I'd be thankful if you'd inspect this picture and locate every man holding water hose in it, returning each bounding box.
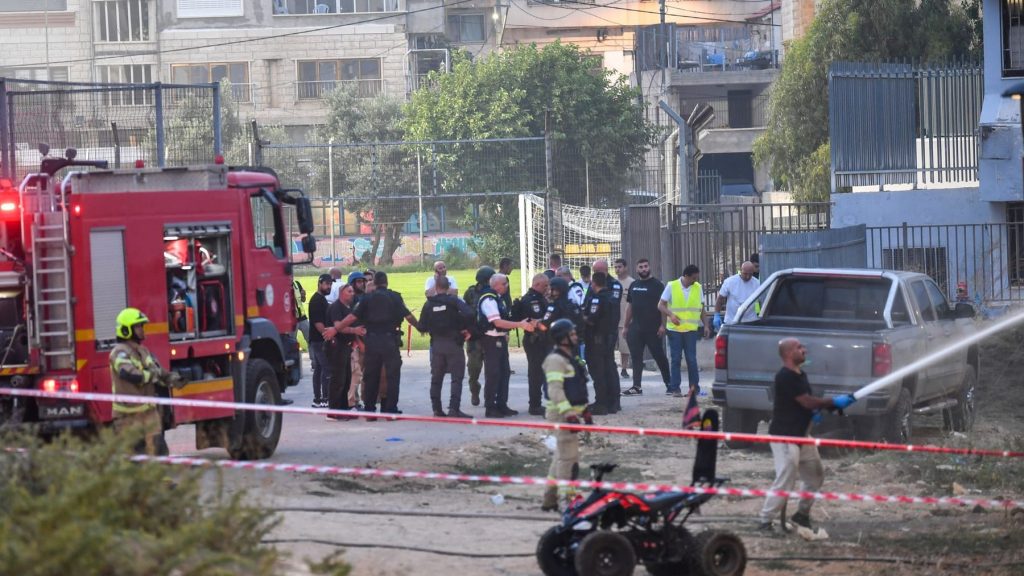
[758,337,856,532]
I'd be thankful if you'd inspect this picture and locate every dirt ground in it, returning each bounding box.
[198,333,1024,575]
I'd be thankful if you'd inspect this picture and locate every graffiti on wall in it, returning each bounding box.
[292,233,477,267]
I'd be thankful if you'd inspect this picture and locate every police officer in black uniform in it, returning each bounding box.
[463,266,494,406]
[419,276,473,418]
[337,271,420,416]
[541,277,582,330]
[591,259,623,413]
[513,273,551,416]
[582,272,616,415]
[477,273,535,418]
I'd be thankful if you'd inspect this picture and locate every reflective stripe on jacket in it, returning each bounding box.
[109,341,162,414]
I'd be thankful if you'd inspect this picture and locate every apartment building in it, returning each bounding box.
[0,0,503,138]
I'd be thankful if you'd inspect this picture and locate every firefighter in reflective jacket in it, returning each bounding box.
[541,318,592,512]
[109,307,183,455]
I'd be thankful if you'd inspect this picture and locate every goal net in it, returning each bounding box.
[518,193,622,295]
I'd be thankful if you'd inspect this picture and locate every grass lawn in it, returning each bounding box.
[296,269,523,350]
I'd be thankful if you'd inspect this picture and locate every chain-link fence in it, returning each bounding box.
[1,79,221,180]
[257,136,548,268]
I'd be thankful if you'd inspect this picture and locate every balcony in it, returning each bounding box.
[273,0,401,14]
[295,79,384,99]
[635,23,779,75]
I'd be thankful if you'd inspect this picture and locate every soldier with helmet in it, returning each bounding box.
[462,265,495,406]
[109,307,184,455]
[541,318,592,512]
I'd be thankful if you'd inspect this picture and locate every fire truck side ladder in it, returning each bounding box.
[30,197,75,372]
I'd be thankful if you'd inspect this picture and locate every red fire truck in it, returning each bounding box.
[0,148,315,460]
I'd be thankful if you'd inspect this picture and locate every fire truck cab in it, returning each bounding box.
[0,149,315,460]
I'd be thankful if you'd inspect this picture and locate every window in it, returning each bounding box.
[170,62,251,102]
[97,64,153,105]
[296,59,382,99]
[0,66,69,83]
[94,0,151,42]
[447,13,486,43]
[273,0,399,14]
[924,280,952,320]
[881,247,948,295]
[0,0,68,11]
[177,0,242,18]
[1004,0,1024,76]
[764,277,892,322]
[910,281,936,322]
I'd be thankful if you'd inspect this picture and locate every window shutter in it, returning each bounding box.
[177,0,243,18]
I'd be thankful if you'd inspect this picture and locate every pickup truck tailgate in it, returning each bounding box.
[720,325,877,407]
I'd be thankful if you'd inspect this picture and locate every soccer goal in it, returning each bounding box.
[518,193,622,294]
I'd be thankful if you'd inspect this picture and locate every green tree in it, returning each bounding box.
[315,86,416,266]
[752,0,981,202]
[405,42,657,262]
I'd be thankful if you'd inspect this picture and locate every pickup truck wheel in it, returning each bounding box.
[943,367,976,433]
[227,358,283,460]
[881,388,913,444]
[722,408,759,449]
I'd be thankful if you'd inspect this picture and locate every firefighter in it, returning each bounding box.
[109,307,183,455]
[513,273,551,416]
[419,275,474,418]
[541,318,591,512]
[462,266,495,406]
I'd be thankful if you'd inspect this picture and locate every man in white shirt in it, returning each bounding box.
[425,260,459,297]
[715,261,760,327]
[613,258,634,378]
[325,267,344,304]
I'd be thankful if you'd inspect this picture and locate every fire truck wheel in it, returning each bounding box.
[229,358,282,460]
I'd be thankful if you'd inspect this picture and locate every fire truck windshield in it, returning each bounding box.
[250,189,287,259]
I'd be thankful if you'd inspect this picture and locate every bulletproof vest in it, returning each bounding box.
[476,289,509,334]
[364,289,401,333]
[555,348,589,406]
[425,294,462,338]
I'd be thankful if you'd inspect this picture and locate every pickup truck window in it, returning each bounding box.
[911,281,937,321]
[891,287,911,325]
[765,277,892,322]
[923,280,952,319]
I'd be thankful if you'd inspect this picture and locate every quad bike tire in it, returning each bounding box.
[536,526,579,576]
[574,531,637,576]
[691,530,746,576]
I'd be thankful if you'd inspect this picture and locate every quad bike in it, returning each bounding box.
[536,409,747,576]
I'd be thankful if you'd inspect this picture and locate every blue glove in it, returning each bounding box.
[832,394,856,410]
[713,313,723,331]
[811,411,823,425]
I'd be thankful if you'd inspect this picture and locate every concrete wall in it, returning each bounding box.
[832,187,1001,227]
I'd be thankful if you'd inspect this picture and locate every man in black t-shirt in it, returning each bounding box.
[620,259,671,396]
[308,274,336,408]
[758,338,856,532]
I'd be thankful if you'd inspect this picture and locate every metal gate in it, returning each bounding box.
[760,225,867,279]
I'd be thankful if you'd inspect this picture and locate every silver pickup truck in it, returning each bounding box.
[712,268,978,446]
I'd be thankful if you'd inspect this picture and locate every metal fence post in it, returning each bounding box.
[544,110,554,256]
[212,82,222,157]
[250,120,263,166]
[154,82,165,167]
[328,138,336,264]
[111,122,121,169]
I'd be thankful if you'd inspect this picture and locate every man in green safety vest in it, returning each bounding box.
[657,265,711,397]
[109,307,183,455]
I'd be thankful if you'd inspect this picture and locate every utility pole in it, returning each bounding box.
[659,0,667,90]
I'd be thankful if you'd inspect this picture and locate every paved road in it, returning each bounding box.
[166,340,718,466]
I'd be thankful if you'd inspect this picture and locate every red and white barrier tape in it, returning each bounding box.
[131,453,1024,510]
[3,386,1022,459]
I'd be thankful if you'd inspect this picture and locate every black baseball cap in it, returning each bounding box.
[318,273,333,284]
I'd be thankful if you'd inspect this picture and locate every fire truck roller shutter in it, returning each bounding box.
[89,229,128,345]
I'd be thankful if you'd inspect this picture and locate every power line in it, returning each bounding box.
[554,0,780,27]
